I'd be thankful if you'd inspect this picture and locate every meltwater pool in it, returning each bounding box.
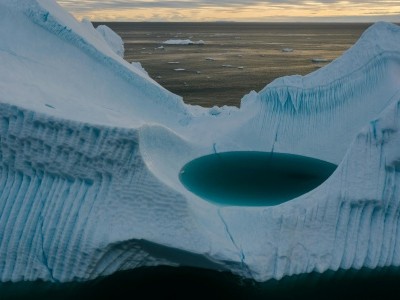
[179,151,337,206]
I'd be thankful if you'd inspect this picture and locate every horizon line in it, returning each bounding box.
[90,20,397,24]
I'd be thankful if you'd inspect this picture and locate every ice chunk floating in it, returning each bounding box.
[163,39,205,45]
[1,0,400,284]
[179,152,337,206]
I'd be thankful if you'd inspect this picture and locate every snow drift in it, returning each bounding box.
[1,0,400,283]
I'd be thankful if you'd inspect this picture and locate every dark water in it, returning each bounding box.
[2,266,400,299]
[95,22,372,107]
[179,151,337,206]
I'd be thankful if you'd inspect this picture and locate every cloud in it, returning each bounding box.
[57,0,400,21]
[57,0,399,10]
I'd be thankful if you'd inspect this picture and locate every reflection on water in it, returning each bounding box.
[96,22,370,107]
[179,151,337,206]
[1,266,400,299]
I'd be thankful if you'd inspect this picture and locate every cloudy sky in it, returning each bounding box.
[57,0,400,22]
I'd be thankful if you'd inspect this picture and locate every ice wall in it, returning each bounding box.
[219,22,400,164]
[0,103,231,282]
[1,0,400,283]
[216,99,400,280]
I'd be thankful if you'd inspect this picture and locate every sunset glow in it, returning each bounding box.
[57,0,400,22]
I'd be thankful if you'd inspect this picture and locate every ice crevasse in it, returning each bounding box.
[1,0,400,283]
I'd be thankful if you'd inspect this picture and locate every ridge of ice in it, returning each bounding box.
[79,18,124,59]
[2,0,188,122]
[130,61,150,77]
[95,24,125,58]
[1,0,400,283]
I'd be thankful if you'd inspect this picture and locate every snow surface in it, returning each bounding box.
[1,0,400,283]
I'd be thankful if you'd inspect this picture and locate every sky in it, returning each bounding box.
[57,0,400,22]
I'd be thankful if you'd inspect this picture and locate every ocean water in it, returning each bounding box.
[97,22,371,107]
[179,151,337,206]
[2,23,398,299]
[2,266,400,299]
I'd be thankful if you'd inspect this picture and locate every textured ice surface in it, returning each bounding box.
[1,0,400,283]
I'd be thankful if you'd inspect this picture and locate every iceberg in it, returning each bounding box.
[95,24,125,58]
[1,0,400,284]
[163,39,205,45]
[311,57,330,63]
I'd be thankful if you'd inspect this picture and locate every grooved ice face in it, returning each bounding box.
[179,151,337,206]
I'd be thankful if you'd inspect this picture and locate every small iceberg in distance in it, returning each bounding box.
[179,151,337,206]
[311,57,330,63]
[163,39,205,45]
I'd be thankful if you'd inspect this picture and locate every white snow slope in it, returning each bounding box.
[1,0,400,283]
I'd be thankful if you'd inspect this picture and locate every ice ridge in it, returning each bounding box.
[9,0,188,116]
